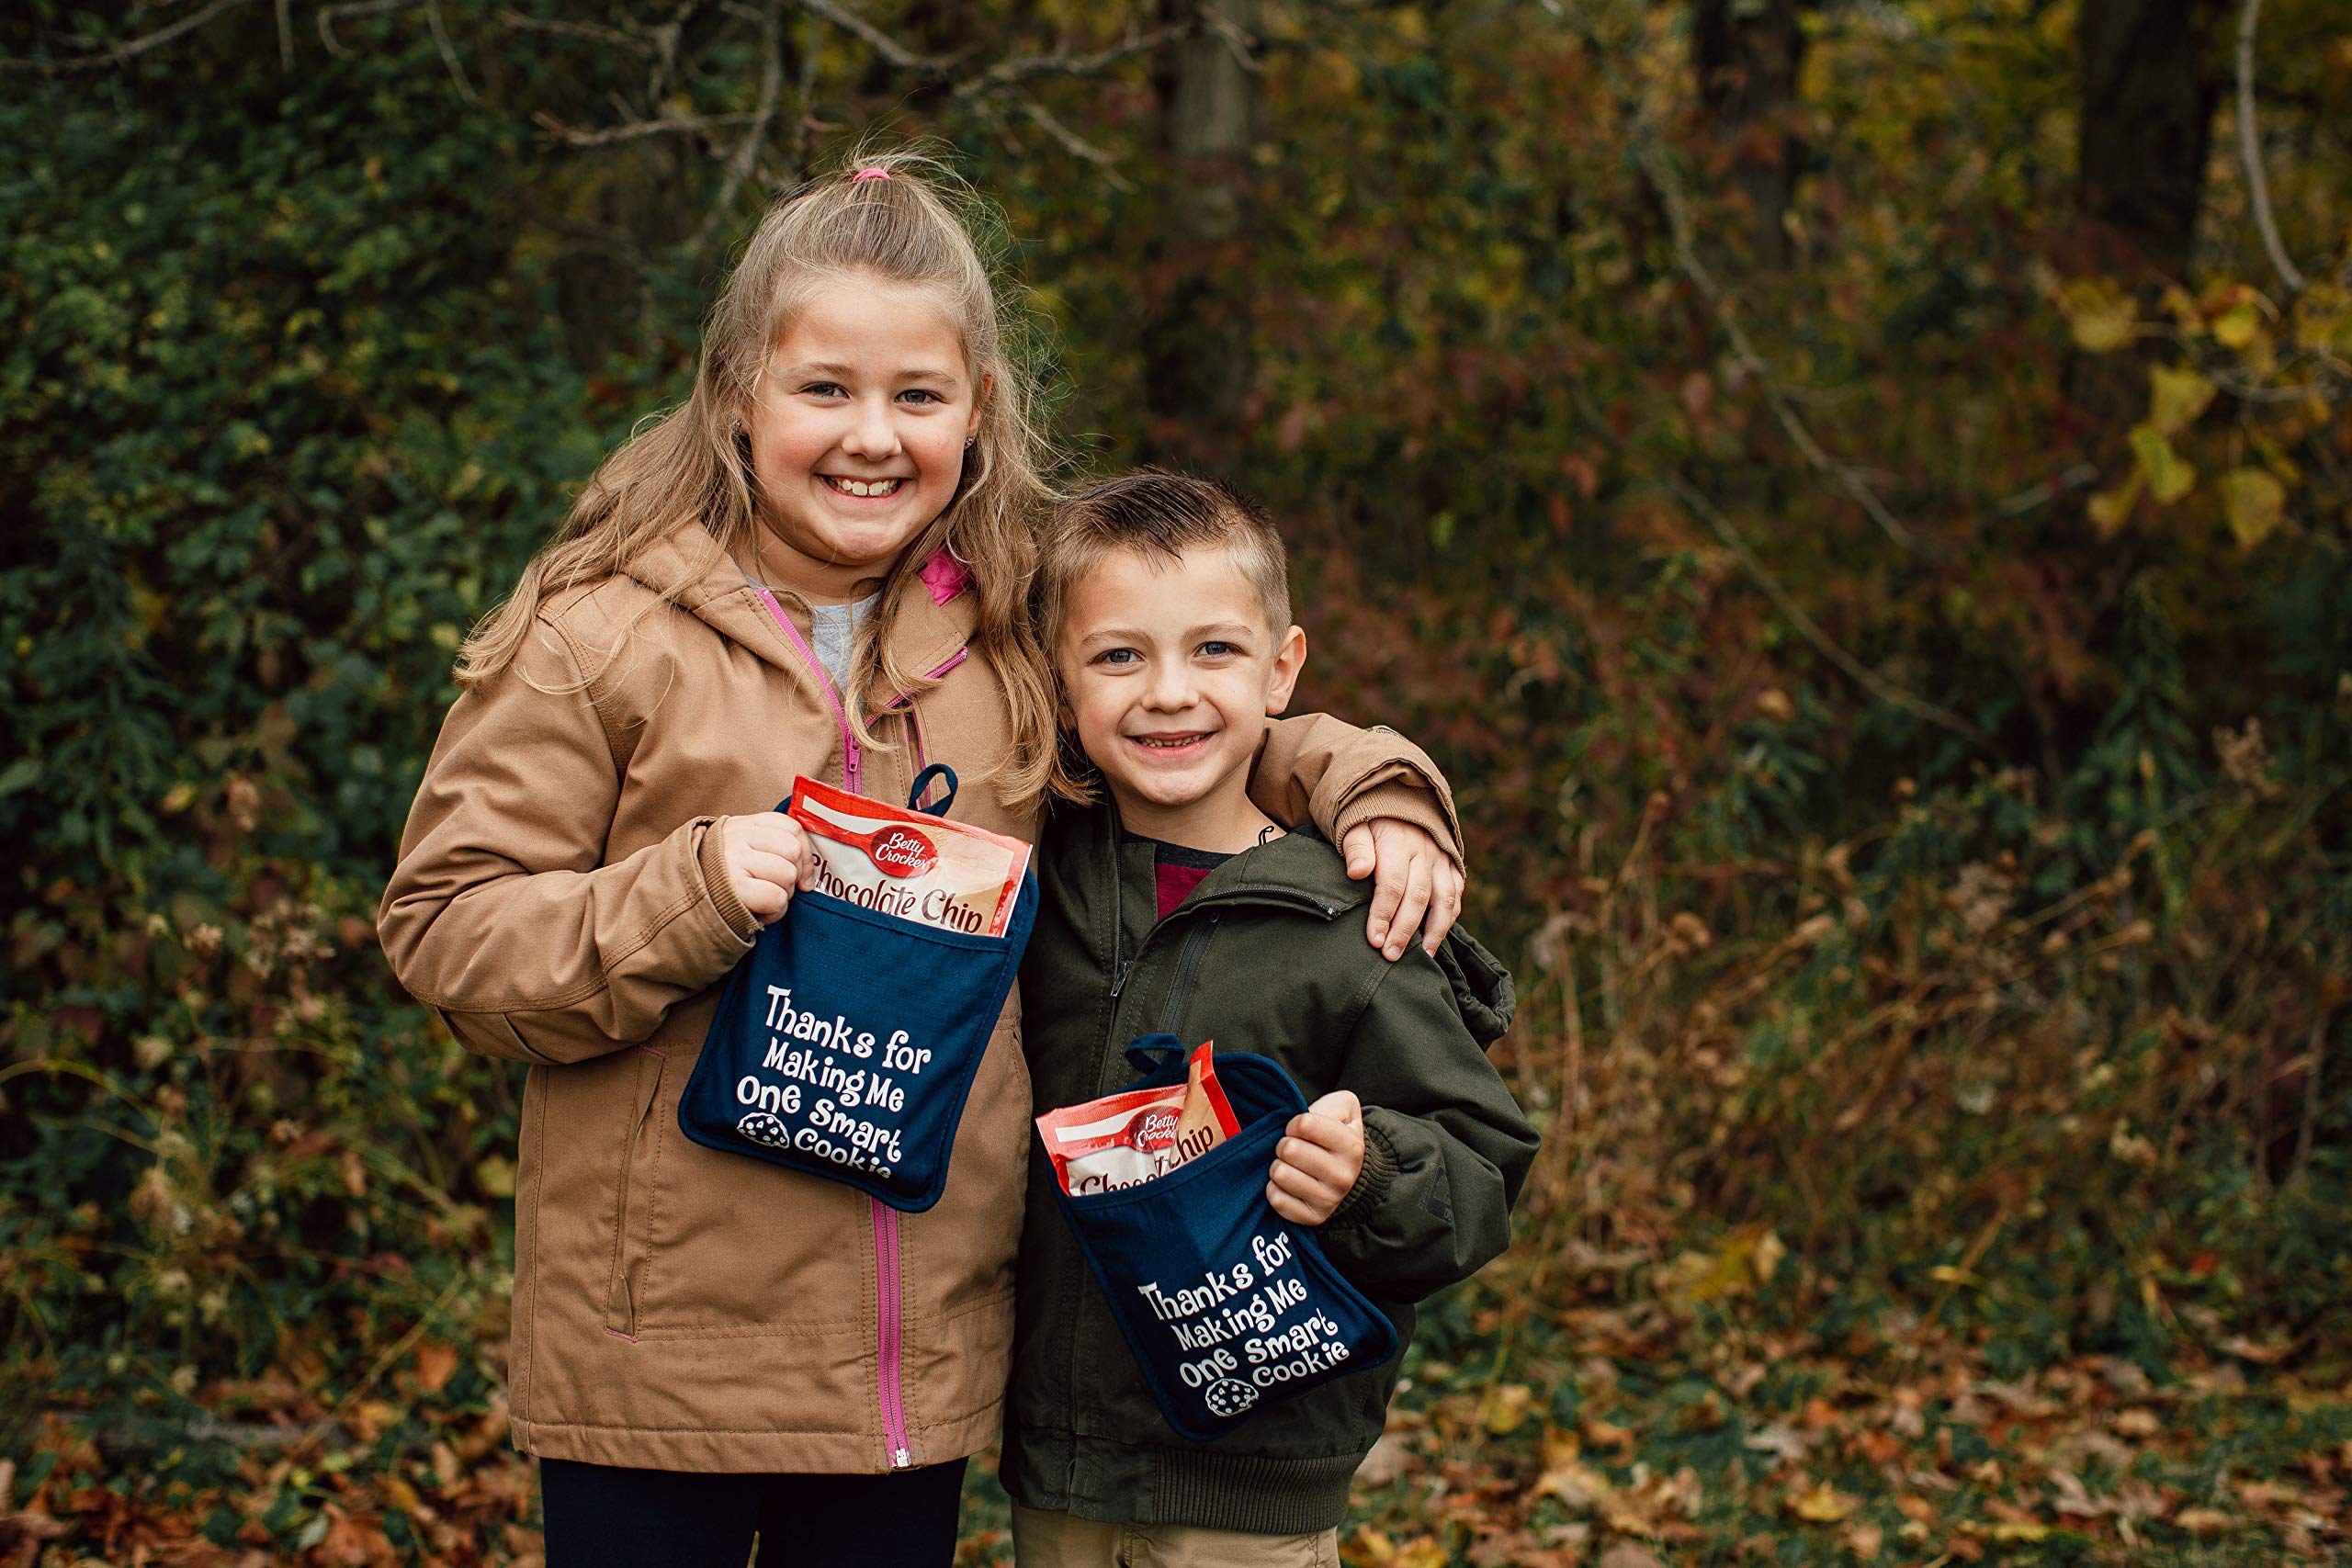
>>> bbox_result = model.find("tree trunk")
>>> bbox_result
[1144,0,1259,461]
[1690,0,1807,268]
[2075,0,2224,281]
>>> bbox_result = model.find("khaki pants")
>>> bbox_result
[1012,1503,1341,1568]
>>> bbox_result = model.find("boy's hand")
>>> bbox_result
[1267,1091,1365,1226]
[1341,818,1464,961]
[719,812,815,924]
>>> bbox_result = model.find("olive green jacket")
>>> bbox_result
[1003,804,1538,1534]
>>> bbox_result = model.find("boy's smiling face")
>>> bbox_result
[1057,544,1307,845]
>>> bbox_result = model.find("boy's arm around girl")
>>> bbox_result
[377,593,1462,1070]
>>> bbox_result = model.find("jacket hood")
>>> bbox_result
[1433,926,1516,1046]
[615,519,975,691]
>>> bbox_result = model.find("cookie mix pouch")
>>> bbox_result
[1046,1034,1400,1441]
[679,764,1036,1211]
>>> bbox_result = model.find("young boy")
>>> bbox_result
[1004,469,1540,1565]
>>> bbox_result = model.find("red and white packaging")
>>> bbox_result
[788,775,1031,938]
[1037,1042,1242,1196]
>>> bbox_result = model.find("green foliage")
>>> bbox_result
[1,0,2349,1560]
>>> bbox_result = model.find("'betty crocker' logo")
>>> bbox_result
[866,825,938,879]
[1129,1106,1181,1153]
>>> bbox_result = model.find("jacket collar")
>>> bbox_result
[1091,803,1374,919]
[622,519,977,695]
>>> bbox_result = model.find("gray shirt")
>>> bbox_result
[808,594,878,695]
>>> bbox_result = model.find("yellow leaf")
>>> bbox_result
[2174,1506,2233,1533]
[2211,302,2263,349]
[2059,278,2137,353]
[2087,473,2143,536]
[2218,468,2285,549]
[1484,1382,1535,1435]
[1657,1224,1783,1309]
[2293,299,2348,354]
[475,1155,516,1198]
[2146,366,2215,435]
[1393,1537,1449,1568]
[1750,1229,1788,1286]
[1987,1519,2051,1542]
[2129,423,2197,504]
[1792,1483,1860,1523]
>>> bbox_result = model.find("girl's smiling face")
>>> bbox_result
[742,276,981,603]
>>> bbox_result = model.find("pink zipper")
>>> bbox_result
[887,645,967,707]
[753,586,861,793]
[873,1201,910,1467]
[751,586,965,1471]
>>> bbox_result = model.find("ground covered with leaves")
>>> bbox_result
[7,1231,2348,1565]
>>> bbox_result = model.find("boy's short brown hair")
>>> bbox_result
[1035,468,1293,661]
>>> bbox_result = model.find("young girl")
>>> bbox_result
[378,150,1464,1568]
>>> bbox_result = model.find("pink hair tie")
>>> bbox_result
[851,167,891,182]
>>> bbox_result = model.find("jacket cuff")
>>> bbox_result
[1324,1122,1398,1231]
[694,817,762,942]
[1329,773,1464,872]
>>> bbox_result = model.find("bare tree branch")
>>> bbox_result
[1657,471,1988,748]
[1554,7,1926,555]
[784,6,822,179]
[953,23,1189,97]
[497,9,659,54]
[695,0,788,249]
[797,0,954,72]
[424,0,478,104]
[533,108,764,148]
[2235,0,2308,295]
[318,0,411,60]
[520,0,1193,227]
[1634,138,1924,554]
[1013,94,1134,190]
[1,0,263,73]
[1991,463,2100,520]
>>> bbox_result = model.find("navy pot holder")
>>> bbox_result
[679,767,1036,1212]
[1051,1036,1401,1442]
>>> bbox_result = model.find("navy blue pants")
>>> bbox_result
[538,1456,968,1568]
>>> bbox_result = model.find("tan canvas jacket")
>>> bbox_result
[377,519,1459,1475]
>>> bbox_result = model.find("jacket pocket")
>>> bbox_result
[602,1044,669,1338]
[1052,1041,1399,1443]
[677,874,1036,1213]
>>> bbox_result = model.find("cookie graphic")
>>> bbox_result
[738,1111,791,1147]
[1203,1378,1258,1419]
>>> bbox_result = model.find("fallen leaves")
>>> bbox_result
[1788,1481,1860,1523]
[1320,1246,2352,1568]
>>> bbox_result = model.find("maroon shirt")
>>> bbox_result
[1126,829,1294,918]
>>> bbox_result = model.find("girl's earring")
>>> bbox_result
[964,435,976,451]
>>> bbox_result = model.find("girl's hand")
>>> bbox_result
[1340,818,1464,960]
[720,812,814,924]
[1266,1091,1365,1226]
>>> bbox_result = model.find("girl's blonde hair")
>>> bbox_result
[456,143,1063,812]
